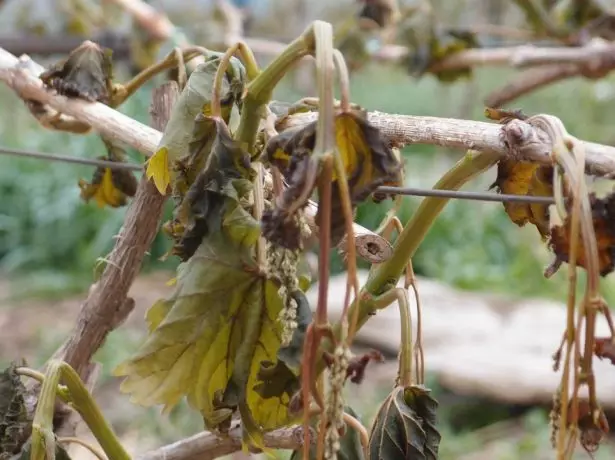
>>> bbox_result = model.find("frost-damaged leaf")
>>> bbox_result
[146,54,246,195]
[40,40,113,103]
[368,385,440,460]
[548,192,615,276]
[113,232,304,448]
[78,138,138,208]
[594,337,615,365]
[0,363,30,458]
[262,107,401,249]
[398,7,479,83]
[164,117,256,261]
[571,399,609,456]
[491,160,554,239]
[289,406,365,460]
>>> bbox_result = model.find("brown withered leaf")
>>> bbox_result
[548,192,615,276]
[78,138,138,209]
[40,40,114,103]
[569,399,609,455]
[262,108,401,249]
[358,0,399,29]
[491,160,554,239]
[166,116,255,261]
[594,337,615,365]
[368,385,440,460]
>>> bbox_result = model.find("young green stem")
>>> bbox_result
[374,288,413,387]
[366,150,500,296]
[32,360,131,460]
[234,23,316,152]
[113,46,208,107]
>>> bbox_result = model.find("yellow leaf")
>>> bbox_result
[146,147,171,195]
[491,160,553,238]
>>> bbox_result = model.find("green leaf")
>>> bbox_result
[39,41,114,103]
[0,363,30,458]
[368,385,440,460]
[146,54,246,195]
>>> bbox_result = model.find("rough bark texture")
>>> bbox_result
[52,82,178,379]
[135,426,304,460]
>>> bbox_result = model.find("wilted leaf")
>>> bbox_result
[262,108,401,248]
[165,117,256,261]
[491,160,554,239]
[0,363,30,458]
[549,192,615,276]
[368,385,440,460]
[78,138,138,208]
[358,0,399,29]
[398,7,479,82]
[146,54,246,195]
[40,40,113,103]
[570,399,609,455]
[594,337,615,365]
[113,231,303,448]
[289,406,365,460]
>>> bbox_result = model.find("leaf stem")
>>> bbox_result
[31,360,131,460]
[113,46,208,107]
[234,23,316,153]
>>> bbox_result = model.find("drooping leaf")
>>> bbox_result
[570,399,609,455]
[398,7,479,82]
[262,108,401,249]
[548,191,615,276]
[39,40,114,103]
[113,231,303,448]
[146,54,246,195]
[289,405,365,460]
[491,160,554,239]
[78,138,138,208]
[163,117,256,261]
[368,385,440,460]
[0,363,30,458]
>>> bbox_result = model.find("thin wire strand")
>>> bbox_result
[0,145,558,205]
[0,146,143,171]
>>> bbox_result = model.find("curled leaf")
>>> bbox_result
[398,7,479,82]
[548,192,615,276]
[368,385,440,460]
[78,138,138,208]
[40,40,114,103]
[262,107,401,249]
[491,160,554,239]
[0,362,31,458]
[569,399,609,455]
[146,54,246,195]
[164,117,255,261]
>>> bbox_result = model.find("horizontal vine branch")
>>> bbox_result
[135,425,304,460]
[1,46,615,176]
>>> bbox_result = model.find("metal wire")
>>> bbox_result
[0,145,558,205]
